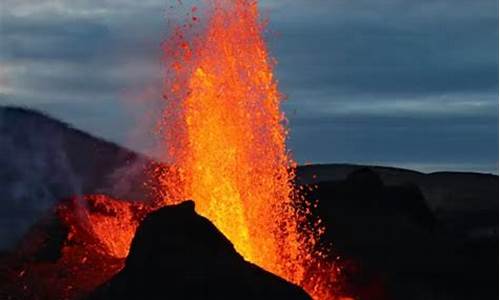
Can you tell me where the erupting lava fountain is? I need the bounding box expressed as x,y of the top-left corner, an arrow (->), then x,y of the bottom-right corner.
155,1 -> 342,299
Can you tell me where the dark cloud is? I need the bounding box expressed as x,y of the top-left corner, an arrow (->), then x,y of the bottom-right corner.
271,6 -> 498,95
0,15 -> 111,62
0,0 -> 497,173
264,0 -> 498,173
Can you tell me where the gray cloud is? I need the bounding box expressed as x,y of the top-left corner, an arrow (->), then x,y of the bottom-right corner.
0,0 -> 497,173
264,0 -> 498,173
270,1 -> 498,95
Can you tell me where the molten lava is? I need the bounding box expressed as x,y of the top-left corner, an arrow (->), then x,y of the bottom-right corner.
1,195 -> 148,299
74,195 -> 148,258
2,2 -> 349,299
158,0 -> 339,298
161,0 -> 303,280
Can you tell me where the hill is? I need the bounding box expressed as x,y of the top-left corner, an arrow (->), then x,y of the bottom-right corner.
0,106 -> 152,249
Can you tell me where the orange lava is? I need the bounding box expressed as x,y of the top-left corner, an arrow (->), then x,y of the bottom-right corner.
1,195 -> 147,300
74,195 -> 148,258
159,1 -> 339,298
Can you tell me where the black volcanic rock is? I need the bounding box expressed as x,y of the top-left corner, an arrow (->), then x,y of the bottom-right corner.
89,201 -> 311,300
302,168 -> 498,300
304,169 -> 437,268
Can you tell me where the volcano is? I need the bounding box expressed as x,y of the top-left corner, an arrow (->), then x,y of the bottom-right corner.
0,0 -> 497,299
0,107 -> 498,300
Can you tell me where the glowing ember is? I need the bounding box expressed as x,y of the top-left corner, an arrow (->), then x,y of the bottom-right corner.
158,0 -> 339,298
74,195 -> 148,258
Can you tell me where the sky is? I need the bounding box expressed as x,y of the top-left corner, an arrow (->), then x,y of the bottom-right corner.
0,0 -> 498,173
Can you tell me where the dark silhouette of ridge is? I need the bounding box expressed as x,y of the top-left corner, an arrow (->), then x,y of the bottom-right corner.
300,168 -> 498,300
297,163 -> 498,227
89,201 -> 311,300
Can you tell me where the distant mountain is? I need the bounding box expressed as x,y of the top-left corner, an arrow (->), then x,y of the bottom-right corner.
296,163 -> 498,239
297,163 -> 497,211
0,106 -> 153,249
